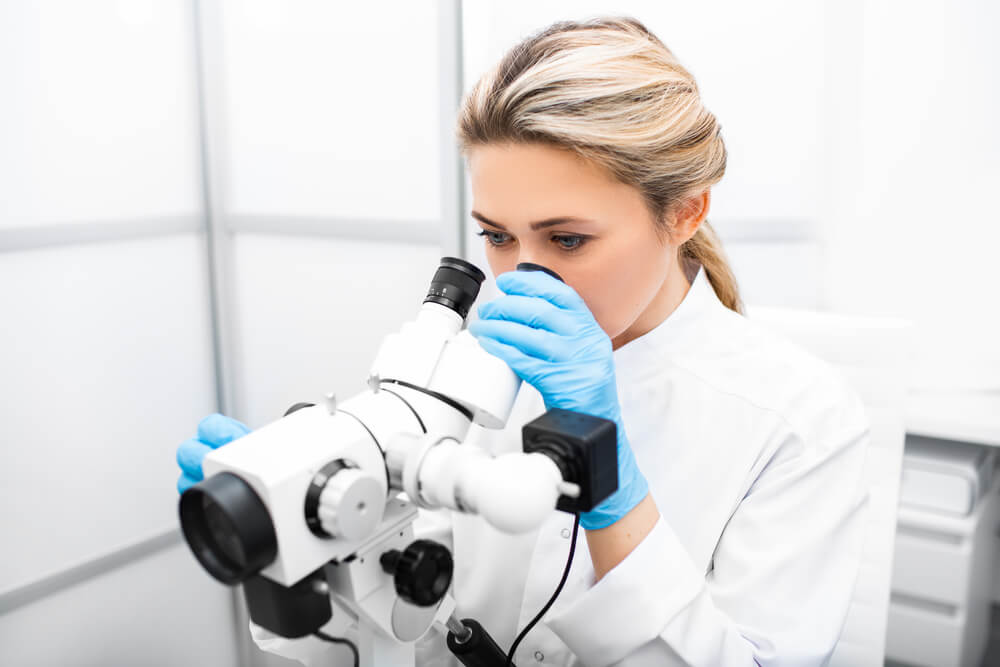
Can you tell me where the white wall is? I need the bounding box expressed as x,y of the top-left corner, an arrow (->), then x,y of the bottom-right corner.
824,0 -> 1000,392
0,1 -> 201,226
213,0 -> 458,430
0,1 -> 237,665
0,544 -> 238,667
218,1 -> 443,223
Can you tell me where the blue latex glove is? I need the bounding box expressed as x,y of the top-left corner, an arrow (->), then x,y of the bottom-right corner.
468,269 -> 649,529
176,413 -> 252,494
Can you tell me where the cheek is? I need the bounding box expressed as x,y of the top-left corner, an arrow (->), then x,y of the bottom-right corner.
572,242 -> 669,337
575,272 -> 641,337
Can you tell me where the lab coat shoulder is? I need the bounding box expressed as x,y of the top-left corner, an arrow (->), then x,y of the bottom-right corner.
675,309 -> 872,661
673,304 -> 871,463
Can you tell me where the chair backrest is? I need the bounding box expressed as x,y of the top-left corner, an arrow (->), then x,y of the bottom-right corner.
744,304 -> 913,667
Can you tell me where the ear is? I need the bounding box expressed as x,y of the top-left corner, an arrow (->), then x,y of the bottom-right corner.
669,190 -> 711,244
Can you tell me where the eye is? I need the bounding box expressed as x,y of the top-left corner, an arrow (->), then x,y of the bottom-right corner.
476,229 -> 513,248
552,235 -> 587,251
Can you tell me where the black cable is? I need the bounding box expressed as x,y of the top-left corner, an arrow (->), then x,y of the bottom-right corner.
314,630 -> 359,667
505,513 -> 581,666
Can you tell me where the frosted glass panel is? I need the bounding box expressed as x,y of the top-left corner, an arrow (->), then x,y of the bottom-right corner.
0,1 -> 201,228
462,0 -> 824,222
0,543 -> 237,666
233,234 -> 442,427
0,235 -> 216,591
222,1 -> 443,221
824,0 -> 1000,389
726,240 -> 823,309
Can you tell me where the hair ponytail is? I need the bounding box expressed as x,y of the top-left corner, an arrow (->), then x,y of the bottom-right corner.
681,221 -> 743,314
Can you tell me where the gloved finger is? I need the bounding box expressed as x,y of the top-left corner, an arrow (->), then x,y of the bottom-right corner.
475,335 -> 547,384
495,270 -> 588,311
176,437 -> 211,480
197,413 -> 252,449
177,472 -> 200,495
477,295 -> 578,336
469,319 -> 569,363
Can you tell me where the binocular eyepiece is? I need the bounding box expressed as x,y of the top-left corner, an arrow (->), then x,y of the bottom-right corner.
422,257 -> 564,320
423,257 -> 486,319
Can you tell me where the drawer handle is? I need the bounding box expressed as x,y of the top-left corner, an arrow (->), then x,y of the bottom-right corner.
890,592 -> 959,618
897,524 -> 964,545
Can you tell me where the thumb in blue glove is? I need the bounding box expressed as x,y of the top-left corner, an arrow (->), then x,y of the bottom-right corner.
176,413 -> 252,494
468,269 -> 649,530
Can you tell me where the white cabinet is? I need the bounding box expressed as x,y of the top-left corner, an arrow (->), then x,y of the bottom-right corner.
886,438 -> 1000,667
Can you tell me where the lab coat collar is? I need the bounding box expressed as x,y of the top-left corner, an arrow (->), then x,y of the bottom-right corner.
612,262 -> 723,364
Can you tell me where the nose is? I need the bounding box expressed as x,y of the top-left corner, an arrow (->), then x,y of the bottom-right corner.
514,249 -> 538,266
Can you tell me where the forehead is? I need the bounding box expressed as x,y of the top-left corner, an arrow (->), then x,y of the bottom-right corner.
467,143 -> 647,224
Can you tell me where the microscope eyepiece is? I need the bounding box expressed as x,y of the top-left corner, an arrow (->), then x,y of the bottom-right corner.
423,257 -> 486,319
516,262 -> 564,282
179,472 -> 278,585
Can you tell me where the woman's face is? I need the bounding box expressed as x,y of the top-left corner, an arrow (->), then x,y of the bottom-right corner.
467,142 -> 694,346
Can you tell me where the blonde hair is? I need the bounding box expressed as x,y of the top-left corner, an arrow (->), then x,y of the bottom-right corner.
458,16 -> 743,314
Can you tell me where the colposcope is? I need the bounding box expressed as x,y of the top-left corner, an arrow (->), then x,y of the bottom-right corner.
178,257 -> 618,666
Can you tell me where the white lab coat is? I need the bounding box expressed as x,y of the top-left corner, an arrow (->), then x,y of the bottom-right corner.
251,264 -> 871,666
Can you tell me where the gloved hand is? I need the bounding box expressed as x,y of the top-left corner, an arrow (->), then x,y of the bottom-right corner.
176,413 -> 252,494
468,269 -> 649,530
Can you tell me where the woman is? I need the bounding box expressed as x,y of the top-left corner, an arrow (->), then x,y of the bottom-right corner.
178,17 -> 870,666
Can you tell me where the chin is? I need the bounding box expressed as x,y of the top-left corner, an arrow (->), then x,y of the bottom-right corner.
601,321 -> 627,341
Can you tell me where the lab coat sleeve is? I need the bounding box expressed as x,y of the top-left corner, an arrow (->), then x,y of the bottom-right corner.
546,389 -> 871,667
247,506 -> 454,666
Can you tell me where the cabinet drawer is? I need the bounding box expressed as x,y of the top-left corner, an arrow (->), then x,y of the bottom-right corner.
891,526 -> 972,605
886,597 -> 965,667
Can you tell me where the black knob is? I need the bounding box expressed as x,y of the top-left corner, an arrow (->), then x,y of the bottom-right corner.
380,539 -> 453,607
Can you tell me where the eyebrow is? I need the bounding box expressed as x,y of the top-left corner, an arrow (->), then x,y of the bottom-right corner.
471,210 -> 595,232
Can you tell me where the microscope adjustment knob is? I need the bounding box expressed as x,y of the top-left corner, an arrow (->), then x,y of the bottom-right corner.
305,459 -> 384,541
380,539 -> 453,607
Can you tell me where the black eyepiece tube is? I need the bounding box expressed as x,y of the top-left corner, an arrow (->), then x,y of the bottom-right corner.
424,257 -> 487,319
516,262 -> 563,283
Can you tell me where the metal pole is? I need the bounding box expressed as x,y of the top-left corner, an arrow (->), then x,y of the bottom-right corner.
190,1 -> 252,665
439,0 -> 466,259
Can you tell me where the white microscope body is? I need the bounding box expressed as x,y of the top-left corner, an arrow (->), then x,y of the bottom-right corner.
178,258 -> 615,667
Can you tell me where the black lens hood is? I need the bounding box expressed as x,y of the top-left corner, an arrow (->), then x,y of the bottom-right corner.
179,472 -> 278,585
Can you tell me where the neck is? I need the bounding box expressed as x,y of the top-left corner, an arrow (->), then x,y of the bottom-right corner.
611,260 -> 692,351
